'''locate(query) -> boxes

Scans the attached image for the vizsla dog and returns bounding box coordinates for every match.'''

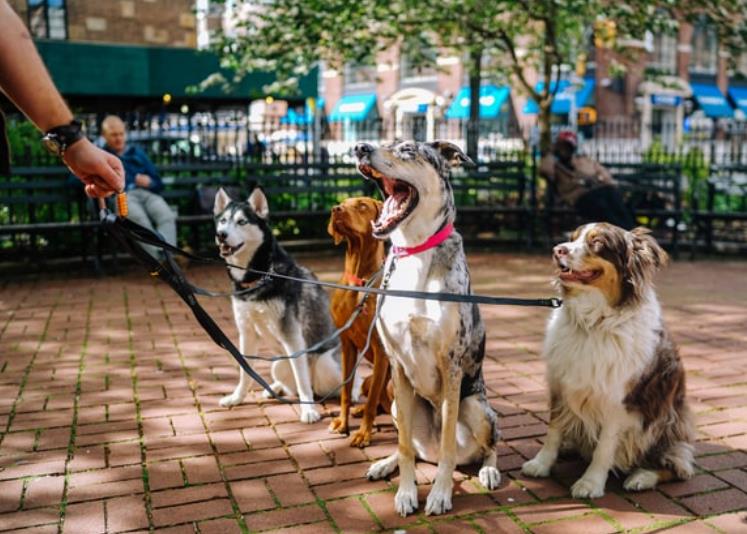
[327,197,392,447]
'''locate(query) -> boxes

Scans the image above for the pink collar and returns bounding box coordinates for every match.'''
[392,222,454,258]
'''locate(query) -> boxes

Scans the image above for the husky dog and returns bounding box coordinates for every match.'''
[214,187,341,423]
[522,223,694,498]
[354,141,501,517]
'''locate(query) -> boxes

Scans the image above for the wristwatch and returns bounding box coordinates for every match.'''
[41,120,85,156]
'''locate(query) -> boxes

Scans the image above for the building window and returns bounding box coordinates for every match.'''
[690,22,718,75]
[738,54,747,77]
[344,62,376,88]
[400,46,438,82]
[28,0,67,40]
[650,33,677,74]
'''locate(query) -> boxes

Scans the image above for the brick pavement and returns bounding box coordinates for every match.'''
[1,252,746,533]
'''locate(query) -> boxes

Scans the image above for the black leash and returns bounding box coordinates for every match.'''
[106,211,562,309]
[98,209,561,405]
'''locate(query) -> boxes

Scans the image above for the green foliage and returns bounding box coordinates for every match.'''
[210,1,746,158]
[5,119,48,166]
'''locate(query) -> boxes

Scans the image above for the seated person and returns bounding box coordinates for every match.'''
[101,115,177,259]
[540,130,635,230]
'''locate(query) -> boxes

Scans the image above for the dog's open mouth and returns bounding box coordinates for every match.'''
[358,163,418,237]
[218,242,244,257]
[557,264,602,284]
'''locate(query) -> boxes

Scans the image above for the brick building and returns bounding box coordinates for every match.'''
[321,19,747,146]
[9,0,199,47]
[3,1,315,118]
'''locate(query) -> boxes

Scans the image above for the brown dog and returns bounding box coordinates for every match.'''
[327,197,391,447]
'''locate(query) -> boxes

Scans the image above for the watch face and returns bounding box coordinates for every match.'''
[42,136,63,156]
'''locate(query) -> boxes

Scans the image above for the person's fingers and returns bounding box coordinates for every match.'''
[84,182,116,198]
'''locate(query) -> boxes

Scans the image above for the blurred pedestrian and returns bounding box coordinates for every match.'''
[101,115,177,260]
[540,130,635,230]
[0,1,123,197]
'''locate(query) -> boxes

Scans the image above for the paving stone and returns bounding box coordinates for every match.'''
[2,256,747,533]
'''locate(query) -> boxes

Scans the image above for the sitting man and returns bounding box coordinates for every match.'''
[540,130,635,230]
[101,115,177,259]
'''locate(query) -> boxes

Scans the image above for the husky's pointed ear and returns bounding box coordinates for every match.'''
[247,187,270,219]
[213,187,231,215]
[428,140,475,167]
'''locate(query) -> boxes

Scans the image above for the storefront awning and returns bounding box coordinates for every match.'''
[728,86,747,116]
[445,85,510,120]
[691,84,733,118]
[523,78,595,115]
[280,98,324,125]
[328,94,377,122]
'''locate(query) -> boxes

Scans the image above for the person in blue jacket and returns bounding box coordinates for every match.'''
[101,115,177,259]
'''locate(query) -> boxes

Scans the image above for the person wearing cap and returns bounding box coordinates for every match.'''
[540,131,635,230]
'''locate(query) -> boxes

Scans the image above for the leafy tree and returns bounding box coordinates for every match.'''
[210,0,747,157]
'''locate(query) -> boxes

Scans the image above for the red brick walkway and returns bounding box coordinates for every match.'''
[1,253,746,533]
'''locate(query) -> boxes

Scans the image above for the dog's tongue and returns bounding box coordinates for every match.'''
[559,269,598,282]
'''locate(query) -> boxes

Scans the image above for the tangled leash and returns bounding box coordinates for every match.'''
[98,205,561,404]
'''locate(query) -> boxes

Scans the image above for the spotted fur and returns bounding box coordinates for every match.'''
[355,141,500,517]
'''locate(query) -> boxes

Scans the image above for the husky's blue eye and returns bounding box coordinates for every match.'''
[237,219,248,225]
[219,218,226,224]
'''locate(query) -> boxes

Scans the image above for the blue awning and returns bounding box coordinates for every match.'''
[728,86,747,116]
[328,94,377,122]
[523,78,595,115]
[691,84,733,118]
[280,98,325,125]
[445,85,510,120]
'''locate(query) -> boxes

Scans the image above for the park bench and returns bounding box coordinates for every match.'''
[0,165,103,269]
[691,164,747,255]
[450,158,536,247]
[541,162,683,255]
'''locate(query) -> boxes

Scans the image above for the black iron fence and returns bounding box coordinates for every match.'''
[2,113,746,269]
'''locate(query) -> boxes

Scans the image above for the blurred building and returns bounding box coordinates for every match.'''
[3,1,315,121]
[320,17,747,147]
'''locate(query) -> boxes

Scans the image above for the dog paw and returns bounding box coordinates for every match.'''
[425,484,452,516]
[623,470,659,492]
[349,428,371,448]
[367,457,397,481]
[478,466,501,490]
[300,407,321,424]
[522,457,552,478]
[328,416,347,435]
[350,404,366,418]
[395,484,419,517]
[219,391,244,408]
[571,477,606,499]
[261,382,285,399]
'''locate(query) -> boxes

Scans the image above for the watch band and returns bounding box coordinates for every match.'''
[41,120,85,156]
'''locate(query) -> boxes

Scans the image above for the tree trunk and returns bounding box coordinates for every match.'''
[466,47,482,162]
[539,100,553,156]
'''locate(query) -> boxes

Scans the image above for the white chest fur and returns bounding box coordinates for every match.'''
[231,297,286,352]
[544,290,662,413]
[377,252,459,403]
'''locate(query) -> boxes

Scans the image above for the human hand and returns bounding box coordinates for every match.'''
[135,173,152,188]
[63,138,125,198]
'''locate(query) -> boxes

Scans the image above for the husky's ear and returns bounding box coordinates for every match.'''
[428,140,475,167]
[248,187,270,219]
[213,187,231,215]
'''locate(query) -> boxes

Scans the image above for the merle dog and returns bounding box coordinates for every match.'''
[214,187,341,423]
[354,141,501,516]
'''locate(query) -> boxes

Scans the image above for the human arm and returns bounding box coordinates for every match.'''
[539,154,557,182]
[0,1,123,196]
[593,160,617,186]
[133,148,163,193]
